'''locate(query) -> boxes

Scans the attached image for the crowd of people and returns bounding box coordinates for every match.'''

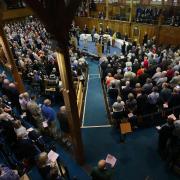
[76,0,89,17]
[0,71,72,179]
[0,16,89,179]
[0,7,179,178]
[99,32,180,168]
[135,7,162,24]
[4,17,87,97]
[135,6,180,26]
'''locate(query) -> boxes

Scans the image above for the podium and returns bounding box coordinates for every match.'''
[96,43,102,57]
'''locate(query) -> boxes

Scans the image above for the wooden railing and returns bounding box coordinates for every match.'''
[2,7,34,21]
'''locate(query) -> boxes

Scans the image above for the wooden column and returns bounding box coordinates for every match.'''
[162,0,165,6]
[87,0,90,17]
[128,0,133,39]
[105,0,109,20]
[56,47,84,165]
[0,25,25,93]
[129,0,133,23]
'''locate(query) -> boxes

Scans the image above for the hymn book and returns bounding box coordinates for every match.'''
[105,154,117,167]
[48,150,59,163]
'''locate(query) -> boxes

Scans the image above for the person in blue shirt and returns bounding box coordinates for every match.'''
[41,99,57,137]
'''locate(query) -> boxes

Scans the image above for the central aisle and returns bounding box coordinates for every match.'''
[82,60,109,127]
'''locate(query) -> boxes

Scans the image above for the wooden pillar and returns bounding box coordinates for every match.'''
[56,47,84,165]
[129,0,133,23]
[162,0,165,6]
[0,25,25,93]
[128,0,133,40]
[105,0,109,20]
[87,0,90,17]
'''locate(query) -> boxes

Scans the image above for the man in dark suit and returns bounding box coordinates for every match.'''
[158,116,175,158]
[121,41,126,55]
[107,83,119,107]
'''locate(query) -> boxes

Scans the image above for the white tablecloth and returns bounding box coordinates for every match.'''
[114,39,129,49]
[80,33,128,49]
[80,34,92,41]
[93,33,111,41]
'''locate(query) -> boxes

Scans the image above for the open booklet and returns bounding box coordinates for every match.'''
[105,154,117,168]
[48,150,59,163]
[42,121,48,128]
[27,127,34,132]
[156,126,161,130]
[128,113,134,118]
[168,114,176,121]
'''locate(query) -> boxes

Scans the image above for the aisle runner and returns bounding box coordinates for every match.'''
[82,60,109,127]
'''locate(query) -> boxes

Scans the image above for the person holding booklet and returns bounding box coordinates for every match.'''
[91,159,114,180]
[37,151,64,180]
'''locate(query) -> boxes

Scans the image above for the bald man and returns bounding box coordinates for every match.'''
[91,159,113,180]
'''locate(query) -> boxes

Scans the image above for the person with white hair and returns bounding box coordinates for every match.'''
[112,96,125,113]
[27,95,43,130]
[152,67,162,82]
[19,92,29,112]
[124,67,136,81]
[156,71,168,87]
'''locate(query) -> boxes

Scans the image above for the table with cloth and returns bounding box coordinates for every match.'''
[80,33,128,50]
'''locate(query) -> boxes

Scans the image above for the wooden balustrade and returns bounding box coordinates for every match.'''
[2,7,34,21]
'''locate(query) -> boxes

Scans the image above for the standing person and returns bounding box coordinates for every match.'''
[83,34,88,50]
[91,26,96,42]
[19,92,29,112]
[99,27,104,35]
[124,33,128,41]
[27,95,43,130]
[158,116,175,158]
[91,159,114,180]
[41,99,57,137]
[75,26,81,46]
[121,41,126,55]
[143,32,148,45]
[106,39,111,54]
[8,83,21,114]
[57,106,71,143]
[83,24,88,34]
[102,39,104,54]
